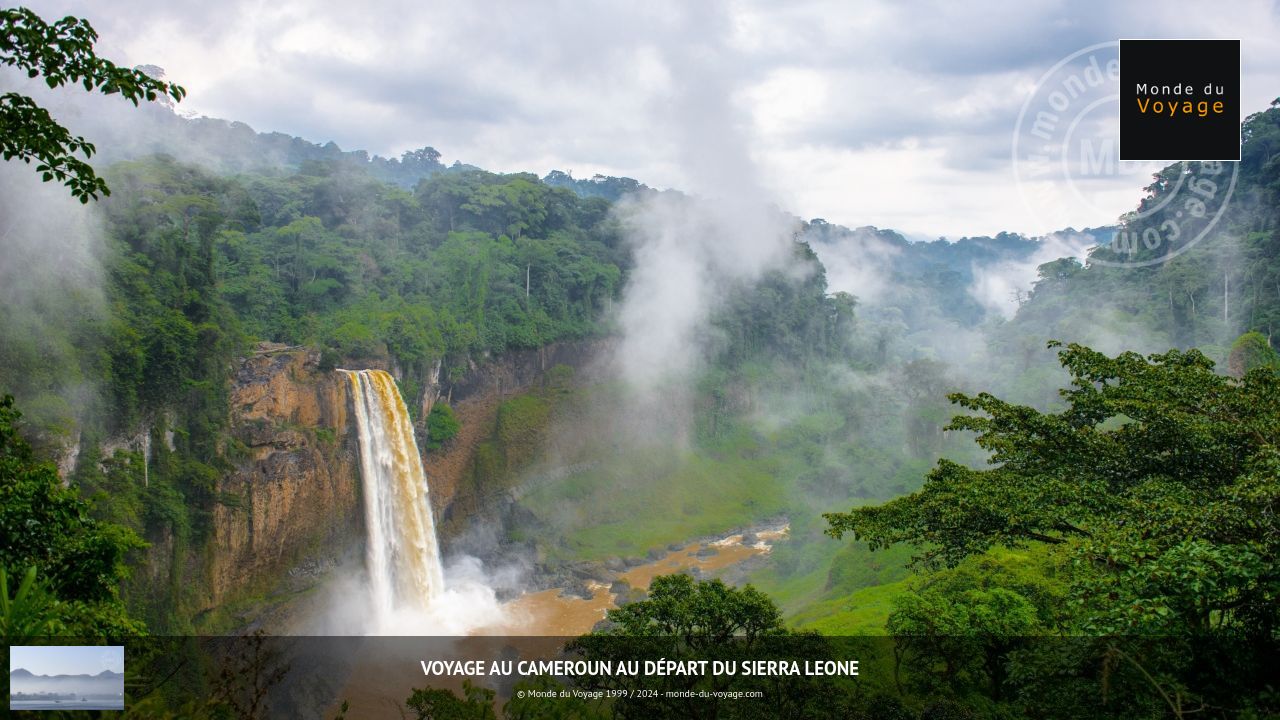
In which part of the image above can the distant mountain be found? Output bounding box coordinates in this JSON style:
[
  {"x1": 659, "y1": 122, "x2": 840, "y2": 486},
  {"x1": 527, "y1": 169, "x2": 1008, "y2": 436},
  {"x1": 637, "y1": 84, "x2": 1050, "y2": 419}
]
[
  {"x1": 801, "y1": 220, "x2": 1116, "y2": 329},
  {"x1": 0, "y1": 70, "x2": 453, "y2": 188},
  {"x1": 10, "y1": 667, "x2": 124, "y2": 697},
  {"x1": 9, "y1": 669, "x2": 123, "y2": 678}
]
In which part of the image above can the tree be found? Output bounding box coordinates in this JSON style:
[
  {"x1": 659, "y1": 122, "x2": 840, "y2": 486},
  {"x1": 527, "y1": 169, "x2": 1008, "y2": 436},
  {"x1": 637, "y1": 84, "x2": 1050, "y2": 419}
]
[
  {"x1": 596, "y1": 574, "x2": 785, "y2": 642},
  {"x1": 405, "y1": 679, "x2": 496, "y2": 720},
  {"x1": 1226, "y1": 330, "x2": 1280, "y2": 377},
  {"x1": 900, "y1": 358, "x2": 953, "y2": 458},
  {"x1": 1, "y1": 7, "x2": 185, "y2": 201},
  {"x1": 426, "y1": 402, "x2": 461, "y2": 450},
  {"x1": 0, "y1": 395, "x2": 145, "y2": 637},
  {"x1": 883, "y1": 550, "x2": 1067, "y2": 703},
  {"x1": 827, "y1": 342, "x2": 1280, "y2": 635},
  {"x1": 825, "y1": 342, "x2": 1280, "y2": 716},
  {"x1": 568, "y1": 574, "x2": 846, "y2": 720},
  {"x1": 0, "y1": 565, "x2": 64, "y2": 643}
]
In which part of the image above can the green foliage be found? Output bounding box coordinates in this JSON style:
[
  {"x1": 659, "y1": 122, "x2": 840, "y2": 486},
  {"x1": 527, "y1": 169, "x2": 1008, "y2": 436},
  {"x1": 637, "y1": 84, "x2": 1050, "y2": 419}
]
[
  {"x1": 161, "y1": 162, "x2": 625, "y2": 384},
  {"x1": 601, "y1": 573, "x2": 785, "y2": 640},
  {"x1": 494, "y1": 395, "x2": 549, "y2": 465},
  {"x1": 405, "y1": 679, "x2": 496, "y2": 720},
  {"x1": 992, "y1": 101, "x2": 1280, "y2": 361},
  {"x1": 0, "y1": 395, "x2": 145, "y2": 638},
  {"x1": 827, "y1": 342, "x2": 1280, "y2": 636},
  {"x1": 4, "y1": 71, "x2": 1278, "y2": 720},
  {"x1": 884, "y1": 550, "x2": 1068, "y2": 701},
  {"x1": 99, "y1": 158, "x2": 245, "y2": 445},
  {"x1": 542, "y1": 170, "x2": 650, "y2": 202},
  {"x1": 824, "y1": 542, "x2": 913, "y2": 597},
  {"x1": 0, "y1": 7, "x2": 185, "y2": 200},
  {"x1": 713, "y1": 243, "x2": 848, "y2": 368},
  {"x1": 426, "y1": 402, "x2": 461, "y2": 450},
  {"x1": 569, "y1": 574, "x2": 850, "y2": 720},
  {"x1": 73, "y1": 446, "x2": 147, "y2": 532},
  {"x1": 789, "y1": 580, "x2": 907, "y2": 635},
  {"x1": 0, "y1": 565, "x2": 64, "y2": 642},
  {"x1": 521, "y1": 444, "x2": 786, "y2": 564},
  {"x1": 1227, "y1": 330, "x2": 1280, "y2": 377},
  {"x1": 3, "y1": 142, "x2": 887, "y2": 632},
  {"x1": 823, "y1": 342, "x2": 1280, "y2": 716}
]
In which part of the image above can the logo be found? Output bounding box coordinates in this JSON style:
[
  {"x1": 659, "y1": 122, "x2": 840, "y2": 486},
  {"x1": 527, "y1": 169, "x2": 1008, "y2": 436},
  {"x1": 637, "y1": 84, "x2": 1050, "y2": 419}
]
[{"x1": 1120, "y1": 39, "x2": 1240, "y2": 161}]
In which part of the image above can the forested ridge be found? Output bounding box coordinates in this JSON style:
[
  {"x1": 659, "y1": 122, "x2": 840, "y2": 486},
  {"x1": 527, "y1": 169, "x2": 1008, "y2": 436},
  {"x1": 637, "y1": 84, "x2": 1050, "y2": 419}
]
[
  {"x1": 999, "y1": 102, "x2": 1280, "y2": 355},
  {"x1": 3, "y1": 157, "x2": 627, "y2": 438}
]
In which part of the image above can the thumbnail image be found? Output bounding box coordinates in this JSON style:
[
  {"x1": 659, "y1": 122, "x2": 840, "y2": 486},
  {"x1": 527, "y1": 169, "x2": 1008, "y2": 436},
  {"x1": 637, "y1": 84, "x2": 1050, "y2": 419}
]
[{"x1": 9, "y1": 646, "x2": 124, "y2": 711}]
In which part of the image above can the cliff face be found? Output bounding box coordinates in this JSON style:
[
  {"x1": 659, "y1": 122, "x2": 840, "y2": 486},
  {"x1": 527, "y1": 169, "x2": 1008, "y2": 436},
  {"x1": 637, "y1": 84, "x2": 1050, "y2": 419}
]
[
  {"x1": 208, "y1": 344, "x2": 362, "y2": 610},
  {"x1": 422, "y1": 341, "x2": 604, "y2": 527},
  {"x1": 181, "y1": 339, "x2": 602, "y2": 626}
]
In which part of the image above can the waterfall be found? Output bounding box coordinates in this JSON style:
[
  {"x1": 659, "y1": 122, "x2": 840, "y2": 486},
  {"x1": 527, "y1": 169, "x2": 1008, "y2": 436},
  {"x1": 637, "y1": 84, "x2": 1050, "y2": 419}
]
[{"x1": 341, "y1": 369, "x2": 445, "y2": 621}]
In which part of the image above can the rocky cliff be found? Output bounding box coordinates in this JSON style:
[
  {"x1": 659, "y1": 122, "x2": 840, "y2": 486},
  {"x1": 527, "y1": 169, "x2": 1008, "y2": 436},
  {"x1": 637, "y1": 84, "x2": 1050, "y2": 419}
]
[
  {"x1": 157, "y1": 339, "x2": 604, "y2": 628},
  {"x1": 207, "y1": 344, "x2": 362, "y2": 617},
  {"x1": 421, "y1": 340, "x2": 605, "y2": 538}
]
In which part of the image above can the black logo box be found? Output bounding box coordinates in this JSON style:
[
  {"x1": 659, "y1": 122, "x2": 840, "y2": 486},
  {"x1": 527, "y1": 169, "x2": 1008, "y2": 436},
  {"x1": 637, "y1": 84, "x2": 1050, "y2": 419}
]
[{"x1": 1119, "y1": 39, "x2": 1240, "y2": 161}]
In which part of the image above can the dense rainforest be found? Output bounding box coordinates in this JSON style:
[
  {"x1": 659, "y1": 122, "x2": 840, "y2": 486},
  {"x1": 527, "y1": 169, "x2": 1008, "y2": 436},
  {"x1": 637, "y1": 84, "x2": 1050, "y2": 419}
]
[{"x1": 3, "y1": 30, "x2": 1280, "y2": 715}]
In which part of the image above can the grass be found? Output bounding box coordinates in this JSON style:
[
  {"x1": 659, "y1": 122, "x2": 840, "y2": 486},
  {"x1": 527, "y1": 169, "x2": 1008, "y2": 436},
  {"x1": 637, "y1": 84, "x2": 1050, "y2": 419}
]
[
  {"x1": 491, "y1": 374, "x2": 926, "y2": 634},
  {"x1": 790, "y1": 580, "x2": 907, "y2": 635},
  {"x1": 521, "y1": 446, "x2": 788, "y2": 563},
  {"x1": 749, "y1": 525, "x2": 915, "y2": 634}
]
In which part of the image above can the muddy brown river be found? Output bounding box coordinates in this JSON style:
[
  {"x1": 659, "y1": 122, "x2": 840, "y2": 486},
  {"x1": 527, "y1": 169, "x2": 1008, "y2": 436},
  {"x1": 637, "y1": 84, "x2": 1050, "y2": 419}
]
[
  {"x1": 328, "y1": 525, "x2": 789, "y2": 718},
  {"x1": 489, "y1": 525, "x2": 789, "y2": 636}
]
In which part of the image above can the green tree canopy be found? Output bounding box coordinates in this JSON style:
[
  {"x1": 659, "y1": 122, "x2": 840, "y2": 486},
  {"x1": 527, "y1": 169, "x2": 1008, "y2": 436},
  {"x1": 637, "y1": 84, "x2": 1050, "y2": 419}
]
[
  {"x1": 1, "y1": 6, "x2": 185, "y2": 201},
  {"x1": 0, "y1": 395, "x2": 145, "y2": 638},
  {"x1": 826, "y1": 342, "x2": 1280, "y2": 636},
  {"x1": 1227, "y1": 330, "x2": 1280, "y2": 377},
  {"x1": 568, "y1": 574, "x2": 844, "y2": 720},
  {"x1": 405, "y1": 680, "x2": 496, "y2": 720}
]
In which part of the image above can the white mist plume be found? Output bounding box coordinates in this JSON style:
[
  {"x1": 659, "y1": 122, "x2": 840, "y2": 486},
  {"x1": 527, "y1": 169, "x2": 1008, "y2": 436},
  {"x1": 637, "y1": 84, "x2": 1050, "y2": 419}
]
[
  {"x1": 0, "y1": 164, "x2": 104, "y2": 310},
  {"x1": 808, "y1": 227, "x2": 903, "y2": 304},
  {"x1": 374, "y1": 556, "x2": 512, "y2": 635},
  {"x1": 306, "y1": 555, "x2": 515, "y2": 636},
  {"x1": 968, "y1": 232, "x2": 1094, "y2": 319},
  {"x1": 0, "y1": 161, "x2": 107, "y2": 441},
  {"x1": 613, "y1": 195, "x2": 796, "y2": 386},
  {"x1": 610, "y1": 5, "x2": 796, "y2": 395}
]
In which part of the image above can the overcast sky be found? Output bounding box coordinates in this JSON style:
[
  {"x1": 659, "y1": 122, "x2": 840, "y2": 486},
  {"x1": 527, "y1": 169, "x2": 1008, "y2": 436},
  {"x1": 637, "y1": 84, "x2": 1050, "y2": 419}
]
[
  {"x1": 20, "y1": 0, "x2": 1280, "y2": 238},
  {"x1": 11, "y1": 645, "x2": 124, "y2": 676}
]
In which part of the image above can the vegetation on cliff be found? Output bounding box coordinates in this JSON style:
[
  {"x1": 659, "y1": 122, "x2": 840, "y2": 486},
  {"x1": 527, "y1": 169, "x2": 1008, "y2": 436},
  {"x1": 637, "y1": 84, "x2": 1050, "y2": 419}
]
[{"x1": 0, "y1": 395, "x2": 143, "y2": 640}]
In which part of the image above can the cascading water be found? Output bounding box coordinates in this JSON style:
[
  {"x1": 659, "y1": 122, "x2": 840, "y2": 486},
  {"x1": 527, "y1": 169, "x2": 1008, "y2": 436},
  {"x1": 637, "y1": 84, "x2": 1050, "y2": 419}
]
[{"x1": 341, "y1": 369, "x2": 445, "y2": 623}]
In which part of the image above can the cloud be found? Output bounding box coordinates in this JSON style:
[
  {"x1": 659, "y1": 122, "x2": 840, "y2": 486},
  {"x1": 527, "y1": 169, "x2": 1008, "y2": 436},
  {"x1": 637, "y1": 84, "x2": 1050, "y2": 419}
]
[{"x1": 17, "y1": 0, "x2": 1280, "y2": 237}]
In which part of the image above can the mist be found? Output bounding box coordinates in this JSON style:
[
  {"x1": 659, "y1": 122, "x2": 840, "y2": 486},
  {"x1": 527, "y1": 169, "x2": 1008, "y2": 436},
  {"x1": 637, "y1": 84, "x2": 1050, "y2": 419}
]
[
  {"x1": 606, "y1": 4, "x2": 797, "y2": 441},
  {"x1": 968, "y1": 231, "x2": 1095, "y2": 318},
  {"x1": 304, "y1": 553, "x2": 518, "y2": 636},
  {"x1": 0, "y1": 161, "x2": 107, "y2": 449},
  {"x1": 807, "y1": 225, "x2": 903, "y2": 305}
]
